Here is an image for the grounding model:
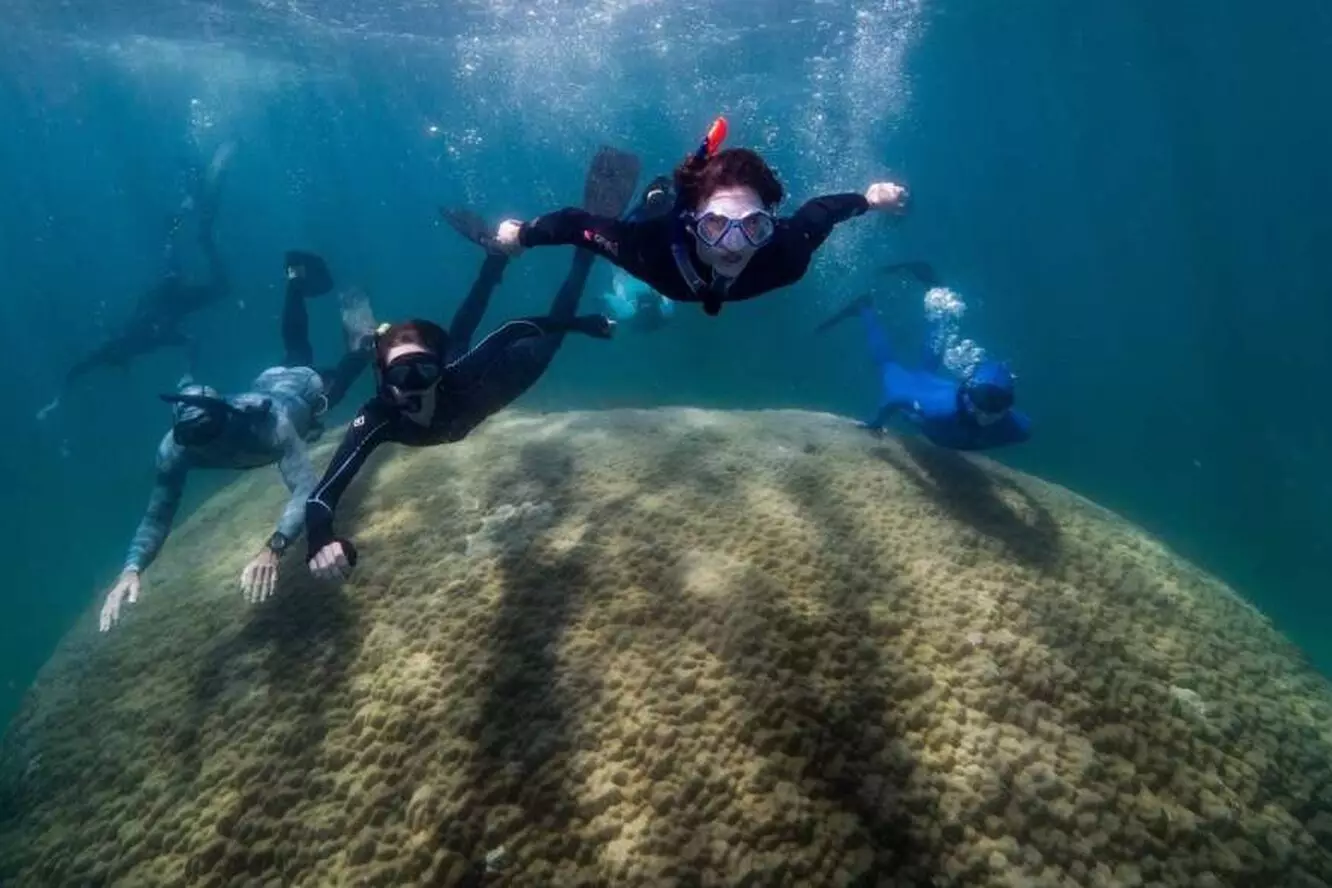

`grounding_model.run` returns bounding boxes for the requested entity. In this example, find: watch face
[269,533,288,552]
